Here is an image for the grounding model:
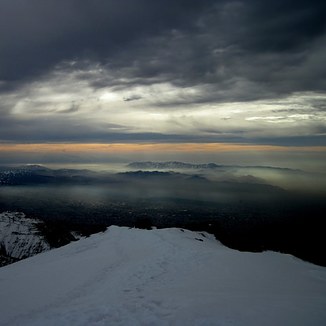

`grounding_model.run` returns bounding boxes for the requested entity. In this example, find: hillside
[0,226,325,325]
[0,212,50,266]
